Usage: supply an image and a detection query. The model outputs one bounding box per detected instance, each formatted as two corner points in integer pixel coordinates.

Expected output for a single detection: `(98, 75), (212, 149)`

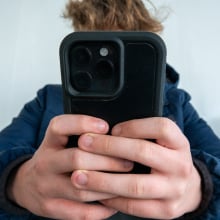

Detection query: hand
(73, 117), (202, 219)
(7, 115), (133, 220)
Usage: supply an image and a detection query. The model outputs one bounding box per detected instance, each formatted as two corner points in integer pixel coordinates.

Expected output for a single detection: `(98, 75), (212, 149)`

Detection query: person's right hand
(7, 115), (133, 220)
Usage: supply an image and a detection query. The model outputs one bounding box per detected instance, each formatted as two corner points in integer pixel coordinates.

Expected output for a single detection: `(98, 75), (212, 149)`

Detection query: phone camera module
(71, 71), (93, 91)
(72, 47), (92, 66)
(95, 60), (114, 79)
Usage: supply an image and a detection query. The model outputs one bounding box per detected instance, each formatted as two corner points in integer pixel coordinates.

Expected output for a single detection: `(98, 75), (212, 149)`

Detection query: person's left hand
(71, 117), (202, 219)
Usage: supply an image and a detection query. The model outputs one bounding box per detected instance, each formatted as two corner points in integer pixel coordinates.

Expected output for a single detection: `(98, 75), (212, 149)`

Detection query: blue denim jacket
(0, 65), (220, 219)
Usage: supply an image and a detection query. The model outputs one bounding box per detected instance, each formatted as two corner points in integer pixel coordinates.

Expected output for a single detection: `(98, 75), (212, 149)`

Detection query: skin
(7, 115), (201, 220)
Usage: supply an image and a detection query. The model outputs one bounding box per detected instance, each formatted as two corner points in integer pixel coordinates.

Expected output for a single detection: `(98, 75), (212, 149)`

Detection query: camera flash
(100, 47), (109, 57)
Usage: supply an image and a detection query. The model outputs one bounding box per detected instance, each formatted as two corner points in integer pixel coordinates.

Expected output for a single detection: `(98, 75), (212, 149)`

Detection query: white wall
(155, 0), (220, 135)
(0, 0), (71, 130)
(1, 0), (220, 136)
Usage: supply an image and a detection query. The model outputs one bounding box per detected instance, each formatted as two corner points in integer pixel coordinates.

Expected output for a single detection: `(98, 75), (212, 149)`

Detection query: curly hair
(63, 0), (163, 33)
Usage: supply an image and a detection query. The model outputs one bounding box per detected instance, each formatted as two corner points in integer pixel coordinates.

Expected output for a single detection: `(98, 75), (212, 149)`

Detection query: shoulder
(37, 84), (62, 99)
(164, 64), (191, 106)
(35, 84), (63, 115)
(163, 65), (193, 130)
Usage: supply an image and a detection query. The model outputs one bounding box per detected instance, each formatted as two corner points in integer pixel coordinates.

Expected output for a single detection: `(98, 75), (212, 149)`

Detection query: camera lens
(72, 47), (92, 66)
(71, 71), (93, 91)
(95, 60), (114, 79)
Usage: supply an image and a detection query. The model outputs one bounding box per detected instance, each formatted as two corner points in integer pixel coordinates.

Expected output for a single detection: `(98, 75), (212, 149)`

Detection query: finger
(72, 170), (172, 199)
(112, 117), (189, 150)
(78, 133), (177, 172)
(45, 175), (117, 202)
(42, 114), (109, 149)
(101, 198), (182, 220)
(37, 198), (117, 220)
(47, 148), (133, 174)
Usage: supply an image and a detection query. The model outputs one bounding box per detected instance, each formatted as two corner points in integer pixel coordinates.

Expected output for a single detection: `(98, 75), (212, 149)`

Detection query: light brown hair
(63, 0), (163, 33)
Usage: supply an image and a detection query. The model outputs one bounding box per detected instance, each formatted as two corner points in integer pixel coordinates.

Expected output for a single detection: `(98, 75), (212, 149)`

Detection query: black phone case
(60, 31), (166, 174)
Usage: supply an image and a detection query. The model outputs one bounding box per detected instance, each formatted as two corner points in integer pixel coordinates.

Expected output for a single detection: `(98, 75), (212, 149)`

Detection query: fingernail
(96, 120), (107, 131)
(82, 135), (93, 147)
(76, 171), (88, 185)
(124, 160), (134, 169)
(111, 209), (118, 215)
(112, 126), (121, 135)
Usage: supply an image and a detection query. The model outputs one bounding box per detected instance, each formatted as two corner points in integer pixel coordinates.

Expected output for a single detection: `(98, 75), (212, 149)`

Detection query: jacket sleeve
(0, 87), (48, 219)
(182, 90), (220, 220)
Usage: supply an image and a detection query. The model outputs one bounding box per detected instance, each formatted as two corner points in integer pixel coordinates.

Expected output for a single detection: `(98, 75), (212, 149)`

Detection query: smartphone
(59, 31), (166, 174)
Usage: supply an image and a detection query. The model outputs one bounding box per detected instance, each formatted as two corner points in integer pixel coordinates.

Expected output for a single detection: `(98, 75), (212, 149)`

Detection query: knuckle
(178, 160), (192, 178)
(122, 121), (136, 135)
(136, 140), (149, 162)
(125, 200), (136, 216)
(49, 116), (62, 135)
(71, 149), (83, 169)
(182, 137), (190, 149)
(77, 115), (96, 133)
(32, 157), (52, 195)
(103, 135), (112, 154)
(73, 189), (88, 202)
(163, 201), (181, 219)
(128, 178), (145, 198)
(34, 156), (48, 176)
(172, 183), (186, 199)
(33, 174), (50, 197)
(157, 118), (174, 138)
(77, 115), (89, 132)
(39, 199), (53, 217)
(81, 208), (95, 220)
